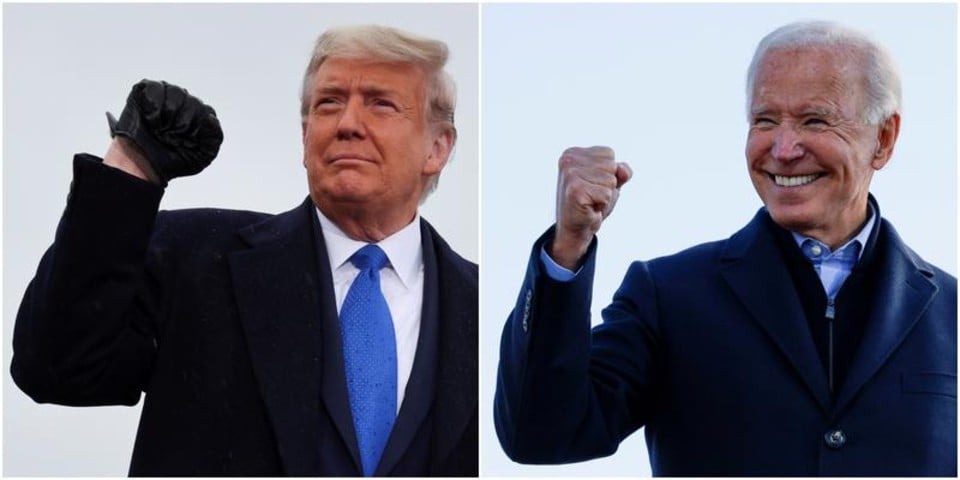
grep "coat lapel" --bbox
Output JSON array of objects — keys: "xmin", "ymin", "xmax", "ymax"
[
  {"xmin": 378, "ymin": 220, "xmax": 478, "ymax": 475},
  {"xmin": 833, "ymin": 220, "xmax": 939, "ymax": 414},
  {"xmin": 227, "ymin": 198, "xmax": 327, "ymax": 476},
  {"xmin": 719, "ymin": 210, "xmax": 832, "ymax": 413},
  {"xmin": 313, "ymin": 214, "xmax": 364, "ymax": 474},
  {"xmin": 423, "ymin": 221, "xmax": 478, "ymax": 473}
]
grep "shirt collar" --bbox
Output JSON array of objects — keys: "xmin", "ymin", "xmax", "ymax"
[
  {"xmin": 790, "ymin": 202, "xmax": 876, "ymax": 262},
  {"xmin": 315, "ymin": 207, "xmax": 423, "ymax": 290}
]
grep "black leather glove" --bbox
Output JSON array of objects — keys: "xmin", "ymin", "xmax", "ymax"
[{"xmin": 107, "ymin": 79, "xmax": 223, "ymax": 186}]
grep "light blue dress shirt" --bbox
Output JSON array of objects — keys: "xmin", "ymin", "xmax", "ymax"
[{"xmin": 790, "ymin": 206, "xmax": 875, "ymax": 299}]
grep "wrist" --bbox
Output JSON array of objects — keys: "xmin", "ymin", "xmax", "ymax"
[
  {"xmin": 550, "ymin": 229, "xmax": 593, "ymax": 270},
  {"xmin": 103, "ymin": 137, "xmax": 161, "ymax": 184}
]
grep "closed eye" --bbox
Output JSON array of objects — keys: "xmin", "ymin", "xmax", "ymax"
[
  {"xmin": 803, "ymin": 117, "xmax": 829, "ymax": 128},
  {"xmin": 751, "ymin": 117, "xmax": 777, "ymax": 128}
]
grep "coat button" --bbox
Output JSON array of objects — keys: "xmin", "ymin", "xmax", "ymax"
[
  {"xmin": 824, "ymin": 429, "xmax": 846, "ymax": 449},
  {"xmin": 521, "ymin": 288, "xmax": 532, "ymax": 332}
]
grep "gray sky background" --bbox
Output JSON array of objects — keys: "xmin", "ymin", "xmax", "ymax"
[
  {"xmin": 3, "ymin": 3, "xmax": 477, "ymax": 475},
  {"xmin": 482, "ymin": 3, "xmax": 956, "ymax": 476}
]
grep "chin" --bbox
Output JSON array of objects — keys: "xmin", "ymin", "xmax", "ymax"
[
  {"xmin": 310, "ymin": 183, "xmax": 377, "ymax": 208},
  {"xmin": 766, "ymin": 204, "xmax": 819, "ymax": 234},
  {"xmin": 325, "ymin": 189, "xmax": 379, "ymax": 205}
]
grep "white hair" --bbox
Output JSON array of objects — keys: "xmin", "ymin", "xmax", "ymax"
[{"xmin": 745, "ymin": 20, "xmax": 902, "ymax": 124}]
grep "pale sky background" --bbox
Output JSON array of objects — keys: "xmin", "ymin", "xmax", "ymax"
[
  {"xmin": 3, "ymin": 2, "xmax": 957, "ymax": 478},
  {"xmin": 482, "ymin": 3, "xmax": 956, "ymax": 476},
  {"xmin": 3, "ymin": 3, "xmax": 478, "ymax": 475}
]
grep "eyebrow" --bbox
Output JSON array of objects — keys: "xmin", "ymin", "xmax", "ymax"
[
  {"xmin": 314, "ymin": 85, "xmax": 347, "ymax": 96},
  {"xmin": 749, "ymin": 105, "xmax": 834, "ymax": 117},
  {"xmin": 313, "ymin": 83, "xmax": 399, "ymax": 98}
]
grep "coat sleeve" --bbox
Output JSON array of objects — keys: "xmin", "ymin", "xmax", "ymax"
[
  {"xmin": 11, "ymin": 154, "xmax": 165, "ymax": 406},
  {"xmin": 494, "ymin": 226, "xmax": 663, "ymax": 464}
]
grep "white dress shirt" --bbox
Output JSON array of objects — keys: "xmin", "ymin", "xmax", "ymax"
[{"xmin": 315, "ymin": 208, "xmax": 424, "ymax": 413}]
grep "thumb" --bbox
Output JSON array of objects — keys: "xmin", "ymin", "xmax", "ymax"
[{"xmin": 615, "ymin": 162, "xmax": 632, "ymax": 189}]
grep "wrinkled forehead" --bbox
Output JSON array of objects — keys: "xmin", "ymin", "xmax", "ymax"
[
  {"xmin": 312, "ymin": 57, "xmax": 428, "ymax": 94},
  {"xmin": 316, "ymin": 51, "xmax": 428, "ymax": 78},
  {"xmin": 752, "ymin": 46, "xmax": 869, "ymax": 110},
  {"xmin": 313, "ymin": 55, "xmax": 426, "ymax": 89}
]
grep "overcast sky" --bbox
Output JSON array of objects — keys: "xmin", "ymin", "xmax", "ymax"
[{"xmin": 3, "ymin": 3, "xmax": 477, "ymax": 475}]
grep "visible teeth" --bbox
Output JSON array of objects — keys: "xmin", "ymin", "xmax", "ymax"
[{"xmin": 774, "ymin": 174, "xmax": 819, "ymax": 187}]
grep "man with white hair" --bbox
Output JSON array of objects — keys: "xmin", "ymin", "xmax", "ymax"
[
  {"xmin": 12, "ymin": 25, "xmax": 477, "ymax": 476},
  {"xmin": 495, "ymin": 20, "xmax": 955, "ymax": 475}
]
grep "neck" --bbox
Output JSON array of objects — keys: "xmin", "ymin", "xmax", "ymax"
[
  {"xmin": 803, "ymin": 199, "xmax": 871, "ymax": 250},
  {"xmin": 316, "ymin": 202, "xmax": 417, "ymax": 243}
]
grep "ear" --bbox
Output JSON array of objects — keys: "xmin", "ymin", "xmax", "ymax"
[
  {"xmin": 871, "ymin": 112, "xmax": 900, "ymax": 170},
  {"xmin": 423, "ymin": 125, "xmax": 455, "ymax": 176},
  {"xmin": 301, "ymin": 121, "xmax": 309, "ymax": 168}
]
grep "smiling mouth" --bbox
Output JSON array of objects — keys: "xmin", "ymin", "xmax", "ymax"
[{"xmin": 772, "ymin": 173, "xmax": 823, "ymax": 187}]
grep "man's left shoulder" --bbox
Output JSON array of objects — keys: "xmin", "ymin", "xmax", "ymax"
[
  {"xmin": 924, "ymin": 262, "xmax": 957, "ymax": 292},
  {"xmin": 420, "ymin": 218, "xmax": 478, "ymax": 285},
  {"xmin": 882, "ymin": 218, "xmax": 957, "ymax": 289}
]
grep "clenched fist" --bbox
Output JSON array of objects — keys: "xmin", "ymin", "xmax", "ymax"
[
  {"xmin": 107, "ymin": 79, "xmax": 223, "ymax": 186},
  {"xmin": 551, "ymin": 146, "xmax": 632, "ymax": 270}
]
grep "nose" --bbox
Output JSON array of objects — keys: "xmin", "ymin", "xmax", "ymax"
[
  {"xmin": 336, "ymin": 97, "xmax": 366, "ymax": 140},
  {"xmin": 771, "ymin": 126, "xmax": 804, "ymax": 162}
]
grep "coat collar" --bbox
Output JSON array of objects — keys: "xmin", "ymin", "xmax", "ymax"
[{"xmin": 719, "ymin": 197, "xmax": 939, "ymax": 415}]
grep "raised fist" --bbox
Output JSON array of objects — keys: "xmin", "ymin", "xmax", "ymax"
[
  {"xmin": 107, "ymin": 79, "xmax": 223, "ymax": 186},
  {"xmin": 551, "ymin": 146, "xmax": 632, "ymax": 269}
]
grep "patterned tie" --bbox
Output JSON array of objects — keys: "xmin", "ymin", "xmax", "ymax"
[{"xmin": 340, "ymin": 244, "xmax": 397, "ymax": 476}]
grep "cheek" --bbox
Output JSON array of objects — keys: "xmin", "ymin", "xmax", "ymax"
[
  {"xmin": 303, "ymin": 124, "xmax": 334, "ymax": 155},
  {"xmin": 745, "ymin": 132, "xmax": 768, "ymax": 166}
]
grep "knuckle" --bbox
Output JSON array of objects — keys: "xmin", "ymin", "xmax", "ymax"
[
  {"xmin": 561, "ymin": 146, "xmax": 584, "ymax": 157},
  {"xmin": 587, "ymin": 145, "xmax": 615, "ymax": 159},
  {"xmin": 608, "ymin": 173, "xmax": 621, "ymax": 188},
  {"xmin": 559, "ymin": 147, "xmax": 584, "ymax": 168},
  {"xmin": 565, "ymin": 179, "xmax": 587, "ymax": 199}
]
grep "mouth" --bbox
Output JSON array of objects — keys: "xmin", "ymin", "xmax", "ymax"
[
  {"xmin": 771, "ymin": 173, "xmax": 823, "ymax": 187},
  {"xmin": 327, "ymin": 154, "xmax": 376, "ymax": 165}
]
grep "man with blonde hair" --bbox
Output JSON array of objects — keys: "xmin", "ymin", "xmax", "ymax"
[
  {"xmin": 13, "ymin": 24, "xmax": 477, "ymax": 476},
  {"xmin": 496, "ymin": 20, "xmax": 955, "ymax": 475}
]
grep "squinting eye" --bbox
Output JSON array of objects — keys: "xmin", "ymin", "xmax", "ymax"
[
  {"xmin": 372, "ymin": 99, "xmax": 398, "ymax": 110},
  {"xmin": 805, "ymin": 118, "xmax": 828, "ymax": 126},
  {"xmin": 314, "ymin": 97, "xmax": 341, "ymax": 109},
  {"xmin": 752, "ymin": 117, "xmax": 776, "ymax": 127}
]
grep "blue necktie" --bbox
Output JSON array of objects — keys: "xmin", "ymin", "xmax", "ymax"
[{"xmin": 340, "ymin": 244, "xmax": 397, "ymax": 476}]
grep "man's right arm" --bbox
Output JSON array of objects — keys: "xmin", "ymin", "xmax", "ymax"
[
  {"xmin": 495, "ymin": 147, "xmax": 661, "ymax": 463},
  {"xmin": 11, "ymin": 80, "xmax": 222, "ymax": 406},
  {"xmin": 11, "ymin": 151, "xmax": 166, "ymax": 406}
]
